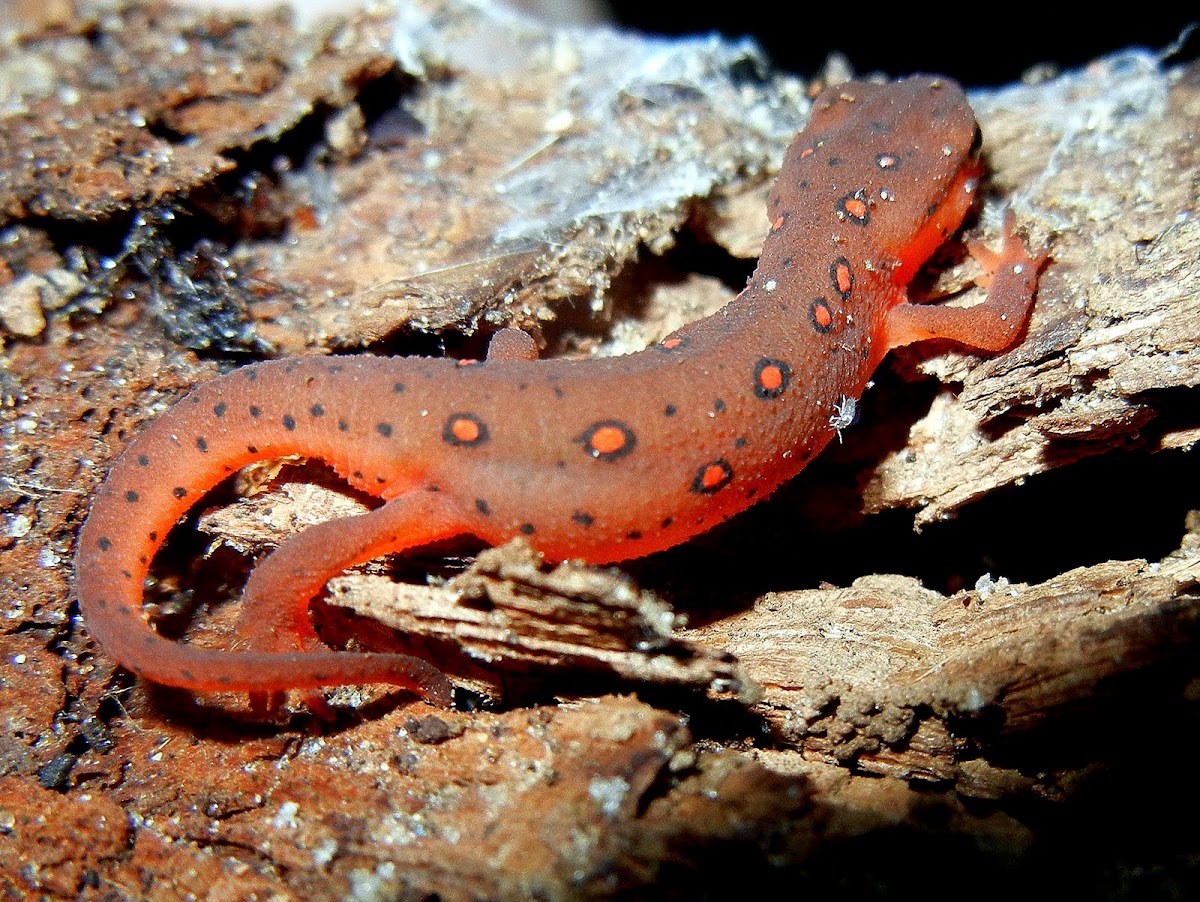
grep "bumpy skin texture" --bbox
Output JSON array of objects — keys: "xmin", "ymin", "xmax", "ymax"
[{"xmin": 75, "ymin": 77, "xmax": 1042, "ymax": 707}]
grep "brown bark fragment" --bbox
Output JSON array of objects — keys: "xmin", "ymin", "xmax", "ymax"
[{"xmin": 690, "ymin": 541, "xmax": 1200, "ymax": 796}]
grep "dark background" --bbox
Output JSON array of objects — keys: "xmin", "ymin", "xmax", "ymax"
[{"xmin": 608, "ymin": 6, "xmax": 1197, "ymax": 86}]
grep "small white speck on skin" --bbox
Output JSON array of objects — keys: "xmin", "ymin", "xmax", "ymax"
[
  {"xmin": 764, "ymin": 279, "xmax": 777, "ymax": 292},
  {"xmin": 828, "ymin": 395, "xmax": 856, "ymax": 440}
]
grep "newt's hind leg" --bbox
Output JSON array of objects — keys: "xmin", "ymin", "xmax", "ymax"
[{"xmin": 232, "ymin": 492, "xmax": 466, "ymax": 710}]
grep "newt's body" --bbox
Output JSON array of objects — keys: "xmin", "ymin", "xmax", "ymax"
[{"xmin": 76, "ymin": 77, "xmax": 1042, "ymax": 707}]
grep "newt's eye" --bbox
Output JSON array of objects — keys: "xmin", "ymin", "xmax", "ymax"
[{"xmin": 969, "ymin": 125, "xmax": 983, "ymax": 158}]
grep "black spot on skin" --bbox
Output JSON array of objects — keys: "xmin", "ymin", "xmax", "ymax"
[
  {"xmin": 520, "ymin": 523, "xmax": 536, "ymax": 535},
  {"xmin": 553, "ymin": 385, "xmax": 565, "ymax": 400},
  {"xmin": 810, "ymin": 299, "xmax": 836, "ymax": 334},
  {"xmin": 181, "ymin": 669, "xmax": 194, "ymax": 681},
  {"xmin": 196, "ymin": 437, "xmax": 208, "ymax": 452},
  {"xmin": 661, "ymin": 517, "xmax": 674, "ymax": 529},
  {"xmin": 837, "ymin": 190, "xmax": 870, "ymax": 225},
  {"xmin": 690, "ymin": 459, "xmax": 734, "ymax": 495},
  {"xmin": 245, "ymin": 370, "xmax": 257, "ymax": 381},
  {"xmin": 376, "ymin": 476, "xmax": 386, "ymax": 484},
  {"xmin": 125, "ymin": 490, "xmax": 139, "ymax": 503},
  {"xmin": 572, "ymin": 511, "xmax": 595, "ymax": 527},
  {"xmin": 138, "ymin": 554, "xmax": 148, "ymax": 563},
  {"xmin": 781, "ymin": 257, "xmax": 794, "ymax": 269},
  {"xmin": 121, "ymin": 570, "xmax": 132, "ymax": 579},
  {"xmin": 311, "ymin": 404, "xmax": 325, "ymax": 417},
  {"xmin": 442, "ymin": 413, "xmax": 489, "ymax": 447},
  {"xmin": 327, "ymin": 365, "xmax": 343, "ymax": 375},
  {"xmin": 664, "ymin": 405, "xmax": 677, "ymax": 417},
  {"xmin": 137, "ymin": 454, "xmax": 150, "ymax": 467},
  {"xmin": 249, "ymin": 405, "xmax": 261, "ymax": 418},
  {"xmin": 753, "ymin": 358, "xmax": 792, "ymax": 400},
  {"xmin": 827, "ymin": 156, "xmax": 841, "ymax": 167},
  {"xmin": 213, "ymin": 402, "xmax": 227, "ymax": 417},
  {"xmin": 476, "ymin": 498, "xmax": 491, "ymax": 516},
  {"xmin": 746, "ymin": 488, "xmax": 759, "ymax": 499},
  {"xmin": 735, "ymin": 436, "xmax": 747, "ymax": 449},
  {"xmin": 713, "ymin": 399, "xmax": 726, "ymax": 414},
  {"xmin": 655, "ymin": 337, "xmax": 687, "ymax": 353},
  {"xmin": 393, "ymin": 382, "xmax": 405, "ymax": 393},
  {"xmin": 218, "ymin": 675, "xmax": 233, "ymax": 685},
  {"xmin": 282, "ymin": 414, "xmax": 297, "ymax": 431},
  {"xmin": 172, "ymin": 487, "xmax": 187, "ymax": 499},
  {"xmin": 377, "ymin": 423, "xmax": 393, "ymax": 438},
  {"xmin": 96, "ymin": 599, "xmax": 108, "ymax": 609},
  {"xmin": 97, "ymin": 537, "xmax": 112, "ymax": 551},
  {"xmin": 427, "ymin": 485, "xmax": 440, "ymax": 492},
  {"xmin": 247, "ymin": 445, "xmax": 258, "ymax": 454},
  {"xmin": 338, "ymin": 420, "xmax": 349, "ymax": 432},
  {"xmin": 147, "ymin": 532, "xmax": 157, "ymax": 542},
  {"xmin": 577, "ymin": 421, "xmax": 637, "ymax": 462},
  {"xmin": 830, "ymin": 257, "xmax": 854, "ymax": 300},
  {"xmin": 626, "ymin": 530, "xmax": 642, "ymax": 540}
]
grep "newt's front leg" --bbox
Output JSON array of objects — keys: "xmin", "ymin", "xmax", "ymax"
[{"xmin": 883, "ymin": 211, "xmax": 1046, "ymax": 352}]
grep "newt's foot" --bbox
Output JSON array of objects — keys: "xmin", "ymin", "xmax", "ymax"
[{"xmin": 883, "ymin": 209, "xmax": 1047, "ymax": 353}]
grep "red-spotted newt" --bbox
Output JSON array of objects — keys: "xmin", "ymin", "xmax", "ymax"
[{"xmin": 75, "ymin": 76, "xmax": 1043, "ymax": 709}]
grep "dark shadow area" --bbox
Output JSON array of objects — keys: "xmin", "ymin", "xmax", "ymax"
[{"xmin": 608, "ymin": 7, "xmax": 1198, "ymax": 88}]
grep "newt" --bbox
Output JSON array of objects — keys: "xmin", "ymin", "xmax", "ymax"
[{"xmin": 75, "ymin": 76, "xmax": 1042, "ymax": 708}]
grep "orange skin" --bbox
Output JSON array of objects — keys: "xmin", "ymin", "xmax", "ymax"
[{"xmin": 75, "ymin": 77, "xmax": 1042, "ymax": 708}]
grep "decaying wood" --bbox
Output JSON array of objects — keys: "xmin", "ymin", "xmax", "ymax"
[
  {"xmin": 1, "ymin": 0, "xmax": 1198, "ymax": 898},
  {"xmin": 691, "ymin": 531, "xmax": 1200, "ymax": 795},
  {"xmin": 199, "ymin": 481, "xmax": 755, "ymax": 704}
]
